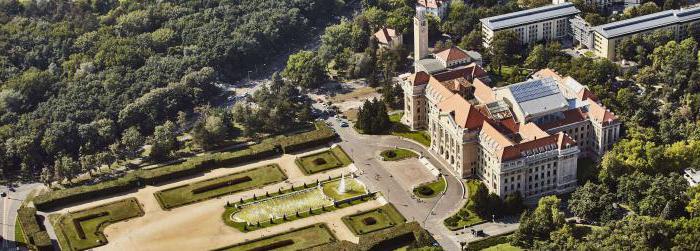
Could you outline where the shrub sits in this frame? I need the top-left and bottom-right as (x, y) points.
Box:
(362, 217), (378, 225)
(416, 186), (434, 196)
(385, 151), (397, 158)
(312, 158), (328, 165)
(17, 206), (52, 250)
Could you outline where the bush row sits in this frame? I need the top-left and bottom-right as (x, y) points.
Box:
(310, 222), (435, 251)
(16, 206), (52, 250)
(465, 232), (513, 251)
(34, 122), (337, 211)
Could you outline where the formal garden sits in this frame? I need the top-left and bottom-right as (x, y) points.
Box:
(342, 204), (406, 235)
(51, 198), (145, 251)
(379, 148), (418, 161)
(213, 224), (337, 251)
(295, 146), (352, 174)
(412, 176), (447, 198)
(154, 164), (287, 209)
(222, 175), (372, 232)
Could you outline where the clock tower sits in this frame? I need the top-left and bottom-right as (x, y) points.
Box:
(414, 12), (429, 65)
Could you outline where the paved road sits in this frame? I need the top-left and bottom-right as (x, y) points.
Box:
(329, 118), (468, 250)
(0, 183), (43, 250)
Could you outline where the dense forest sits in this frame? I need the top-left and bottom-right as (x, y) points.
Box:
(0, 0), (343, 180)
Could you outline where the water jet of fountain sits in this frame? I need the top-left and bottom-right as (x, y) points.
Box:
(338, 172), (346, 194)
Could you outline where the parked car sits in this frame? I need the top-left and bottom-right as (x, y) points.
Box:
(340, 122), (349, 127)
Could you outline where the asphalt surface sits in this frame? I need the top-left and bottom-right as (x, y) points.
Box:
(0, 183), (43, 251)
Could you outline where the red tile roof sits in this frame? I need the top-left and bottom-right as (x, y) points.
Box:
(473, 78), (496, 104)
(538, 108), (588, 130)
(374, 27), (399, 45)
(409, 71), (431, 86)
(435, 46), (469, 63)
(433, 63), (489, 82)
(437, 94), (487, 130)
(588, 101), (617, 126)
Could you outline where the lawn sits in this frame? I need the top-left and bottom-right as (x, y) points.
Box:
(14, 217), (26, 246)
(52, 197), (144, 251)
(296, 146), (352, 175)
(214, 224), (337, 251)
(413, 177), (447, 198)
(342, 204), (406, 235)
(482, 243), (522, 251)
(443, 180), (486, 230)
(380, 148), (418, 161)
(389, 112), (431, 146)
(154, 164), (287, 209)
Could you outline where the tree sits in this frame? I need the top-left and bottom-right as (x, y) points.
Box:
(586, 215), (675, 250)
(53, 155), (80, 184)
(569, 182), (618, 223)
(688, 186), (700, 218)
(518, 0), (552, 8)
(191, 112), (231, 150)
(489, 30), (519, 74)
(356, 98), (390, 134)
(149, 121), (178, 160)
(470, 182), (490, 216)
(503, 192), (525, 215)
(283, 50), (326, 89)
(459, 29), (482, 51)
(511, 196), (565, 248)
(40, 167), (52, 186)
(673, 217), (700, 250)
(121, 127), (145, 159)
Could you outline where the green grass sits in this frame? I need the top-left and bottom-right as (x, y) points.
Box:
(413, 177), (447, 198)
(389, 112), (431, 146)
(52, 198), (144, 251)
(482, 243), (522, 251)
(214, 224), (337, 251)
(154, 164), (287, 209)
(342, 204), (406, 235)
(444, 180), (486, 230)
(14, 217), (26, 246)
(380, 148), (418, 161)
(296, 146), (353, 175)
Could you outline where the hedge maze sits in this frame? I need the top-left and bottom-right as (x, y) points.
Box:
(52, 197), (145, 251)
(154, 164), (287, 209)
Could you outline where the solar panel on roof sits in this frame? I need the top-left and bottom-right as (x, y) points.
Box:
(509, 78), (560, 103)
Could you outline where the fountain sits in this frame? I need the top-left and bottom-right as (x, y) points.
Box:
(338, 172), (347, 194)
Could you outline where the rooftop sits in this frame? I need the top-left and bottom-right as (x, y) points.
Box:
(435, 46), (470, 63)
(504, 77), (569, 118)
(593, 6), (700, 38)
(685, 168), (700, 187)
(480, 3), (580, 30)
(374, 27), (399, 44)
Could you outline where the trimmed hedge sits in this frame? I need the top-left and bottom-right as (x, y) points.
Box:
(17, 206), (53, 250)
(465, 232), (514, 251)
(310, 222), (435, 251)
(34, 122), (337, 211)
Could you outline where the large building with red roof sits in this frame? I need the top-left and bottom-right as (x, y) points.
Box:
(400, 67), (621, 200)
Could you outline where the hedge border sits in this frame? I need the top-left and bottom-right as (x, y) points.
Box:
(34, 122), (337, 211)
(16, 206), (52, 250)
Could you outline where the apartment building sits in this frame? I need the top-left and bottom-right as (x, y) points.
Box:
(573, 6), (700, 59)
(480, 3), (581, 47)
(400, 68), (621, 200)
